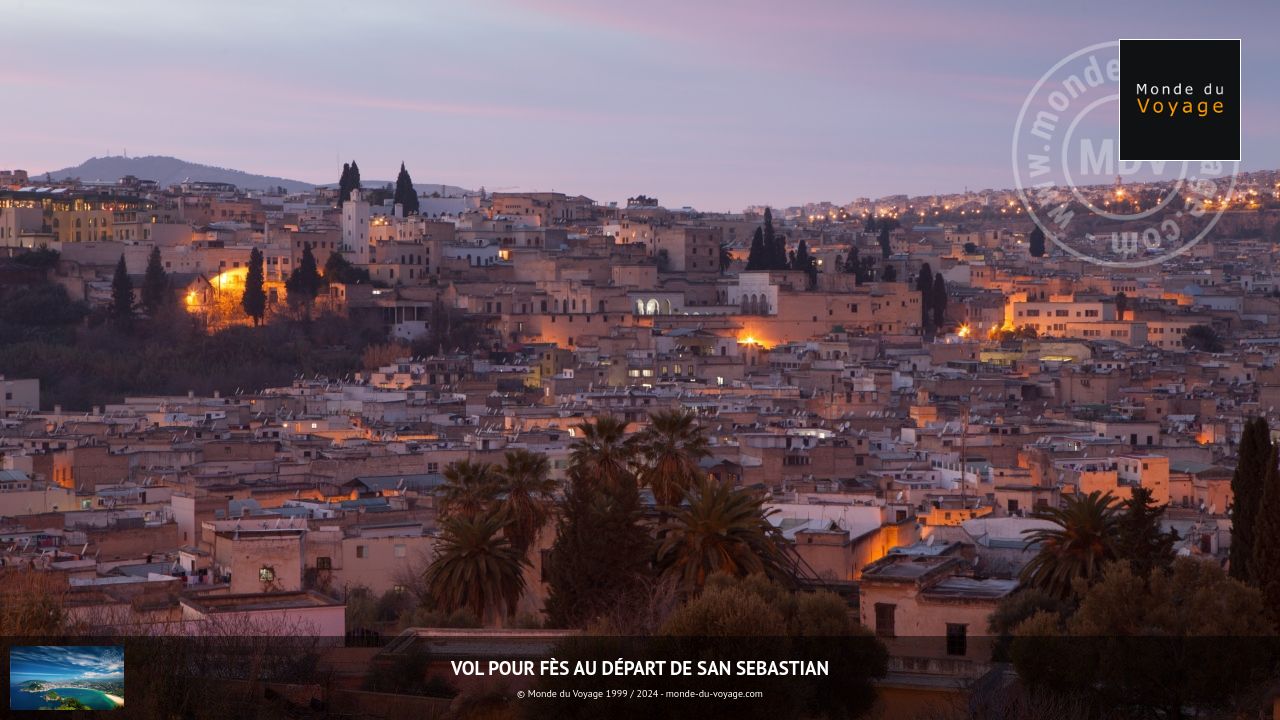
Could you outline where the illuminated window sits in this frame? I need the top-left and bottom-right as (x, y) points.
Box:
(259, 566), (275, 582)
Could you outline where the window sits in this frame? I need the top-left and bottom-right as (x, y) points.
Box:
(874, 603), (896, 638)
(356, 545), (366, 559)
(259, 566), (276, 583)
(946, 623), (968, 656)
(394, 544), (406, 558)
(316, 556), (332, 570)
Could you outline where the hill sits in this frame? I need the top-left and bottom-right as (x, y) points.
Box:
(42, 156), (315, 192)
(42, 156), (472, 196)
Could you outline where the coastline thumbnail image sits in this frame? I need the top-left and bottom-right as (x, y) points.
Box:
(8, 646), (124, 711)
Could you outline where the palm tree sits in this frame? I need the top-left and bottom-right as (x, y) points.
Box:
(438, 460), (499, 519)
(656, 478), (788, 593)
(568, 416), (637, 496)
(425, 510), (528, 622)
(1020, 490), (1121, 599)
(495, 449), (557, 554)
(636, 409), (710, 507)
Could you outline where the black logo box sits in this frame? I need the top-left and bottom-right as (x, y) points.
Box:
(1119, 39), (1241, 162)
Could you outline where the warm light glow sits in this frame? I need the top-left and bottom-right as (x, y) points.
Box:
(957, 324), (971, 338)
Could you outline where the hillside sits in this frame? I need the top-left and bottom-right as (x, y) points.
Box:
(42, 155), (472, 196)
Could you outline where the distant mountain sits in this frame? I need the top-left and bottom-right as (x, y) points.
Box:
(43, 156), (315, 193)
(42, 155), (473, 196)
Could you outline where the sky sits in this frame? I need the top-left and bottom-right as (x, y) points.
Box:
(3, 0), (1277, 210)
(9, 646), (125, 683)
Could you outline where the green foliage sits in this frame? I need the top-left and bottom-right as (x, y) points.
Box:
(109, 254), (133, 322)
(322, 250), (371, 285)
(1010, 560), (1278, 718)
(963, 241), (978, 254)
(285, 242), (323, 305)
(881, 263), (897, 282)
(12, 245), (60, 269)
(744, 208), (789, 271)
(1029, 225), (1046, 257)
(931, 273), (947, 327)
(1020, 491), (1120, 599)
(656, 479), (789, 593)
(141, 245), (170, 314)
(0, 308), (384, 410)
(437, 460), (500, 520)
(1252, 443), (1280, 618)
(1114, 486), (1177, 578)
(494, 448), (556, 554)
(393, 162), (420, 215)
(878, 224), (891, 259)
(1231, 416), (1271, 582)
(424, 510), (528, 622)
(241, 247), (266, 325)
(338, 160), (361, 203)
(1183, 323), (1225, 352)
(634, 409), (709, 508)
(544, 471), (654, 629)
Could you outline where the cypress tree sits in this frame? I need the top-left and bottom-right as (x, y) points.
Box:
(393, 162), (420, 215)
(242, 247), (266, 326)
(763, 208), (784, 270)
(1029, 226), (1046, 257)
(1253, 443), (1280, 618)
(544, 475), (653, 628)
(285, 242), (323, 306)
(917, 263), (934, 330)
(1231, 417), (1272, 582)
(109, 254), (133, 322)
(878, 225), (891, 259)
(141, 246), (169, 314)
(349, 160), (361, 195)
(338, 162), (352, 203)
(931, 274), (948, 327)
(746, 227), (765, 271)
(882, 263), (898, 282)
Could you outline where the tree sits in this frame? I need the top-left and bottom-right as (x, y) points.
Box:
(1029, 225), (1046, 257)
(635, 409), (709, 508)
(141, 246), (169, 314)
(495, 449), (557, 555)
(1252, 443), (1280, 617)
(916, 263), (934, 330)
(424, 510), (528, 622)
(1020, 491), (1120, 599)
(763, 207), (786, 270)
(544, 471), (653, 629)
(878, 225), (891, 259)
(1230, 416), (1271, 582)
(1183, 324), (1224, 352)
(881, 263), (897, 282)
(393, 162), (420, 215)
(241, 247), (266, 326)
(109, 254), (133, 322)
(567, 416), (637, 496)
(323, 250), (372, 285)
(718, 243), (733, 273)
(1114, 486), (1177, 578)
(285, 242), (323, 306)
(339, 160), (362, 203)
(1114, 291), (1128, 318)
(1011, 560), (1275, 719)
(963, 241), (978, 254)
(438, 460), (500, 520)
(745, 227), (766, 271)
(656, 478), (790, 594)
(931, 273), (948, 328)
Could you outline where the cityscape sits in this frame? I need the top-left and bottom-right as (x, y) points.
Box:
(4, 2), (1280, 719)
